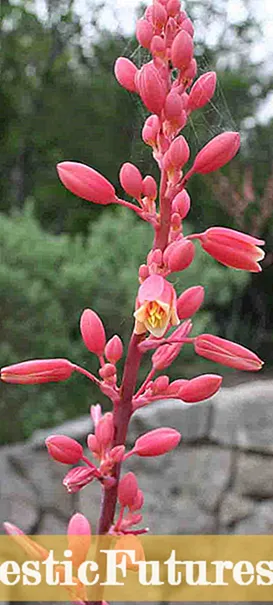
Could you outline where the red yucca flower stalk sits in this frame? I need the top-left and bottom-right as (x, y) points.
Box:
(2, 0), (266, 596)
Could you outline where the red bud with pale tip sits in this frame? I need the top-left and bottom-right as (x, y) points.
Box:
(105, 335), (123, 364)
(188, 72), (217, 112)
(67, 513), (91, 569)
(118, 472), (139, 508)
(57, 162), (116, 205)
(198, 227), (265, 272)
(172, 190), (191, 219)
(142, 175), (157, 200)
(137, 62), (167, 115)
(119, 162), (143, 199)
(114, 57), (138, 92)
(171, 30), (194, 70)
(136, 19), (153, 49)
(1, 358), (74, 385)
(168, 135), (190, 168)
(45, 435), (83, 464)
(192, 132), (240, 175)
(177, 285), (205, 319)
(133, 427), (181, 457)
(164, 239), (195, 272)
(194, 334), (264, 371)
(80, 309), (106, 356)
(179, 374), (222, 402)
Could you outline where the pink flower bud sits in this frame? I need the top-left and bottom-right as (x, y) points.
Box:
(181, 17), (194, 37)
(136, 19), (154, 49)
(188, 72), (217, 112)
(167, 378), (187, 395)
(114, 57), (138, 92)
(80, 309), (106, 356)
(168, 135), (190, 168)
(95, 412), (114, 449)
(176, 285), (205, 319)
(167, 0), (181, 17)
(179, 374), (222, 403)
(171, 30), (194, 70)
(109, 445), (125, 463)
(182, 58), (197, 83)
(198, 227), (265, 272)
(194, 334), (264, 371)
(45, 435), (83, 464)
(67, 513), (91, 569)
(119, 162), (143, 199)
(63, 466), (97, 493)
(118, 472), (138, 508)
(152, 319), (192, 370)
(152, 2), (167, 29)
(137, 62), (167, 115)
(99, 363), (116, 381)
(164, 92), (183, 121)
(87, 434), (100, 456)
(164, 239), (195, 272)
(57, 162), (116, 205)
(133, 427), (181, 457)
(192, 132), (240, 175)
(105, 335), (123, 364)
(130, 489), (144, 512)
(153, 375), (170, 392)
(139, 264), (150, 281)
(150, 35), (166, 58)
(172, 190), (191, 219)
(142, 115), (160, 146)
(142, 175), (157, 200)
(1, 358), (74, 385)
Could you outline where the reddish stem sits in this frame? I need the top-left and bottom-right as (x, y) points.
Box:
(96, 331), (144, 535)
(153, 169), (171, 251)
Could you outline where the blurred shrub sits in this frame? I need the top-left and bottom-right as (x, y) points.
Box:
(0, 204), (249, 443)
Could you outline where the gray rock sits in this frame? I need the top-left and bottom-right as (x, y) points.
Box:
(234, 500), (273, 533)
(234, 452), (273, 497)
(0, 452), (38, 533)
(31, 414), (92, 448)
(211, 381), (273, 452)
(130, 398), (212, 444)
(8, 446), (75, 517)
(219, 493), (255, 527)
(38, 512), (68, 534)
(164, 445), (232, 512)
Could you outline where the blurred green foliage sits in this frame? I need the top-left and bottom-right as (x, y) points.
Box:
(1, 0), (273, 443)
(0, 205), (249, 443)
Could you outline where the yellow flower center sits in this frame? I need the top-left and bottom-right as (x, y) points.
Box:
(146, 301), (166, 329)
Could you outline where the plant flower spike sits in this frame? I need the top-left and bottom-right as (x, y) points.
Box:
(1, 0), (265, 602)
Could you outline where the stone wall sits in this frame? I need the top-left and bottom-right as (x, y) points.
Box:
(1, 379), (273, 603)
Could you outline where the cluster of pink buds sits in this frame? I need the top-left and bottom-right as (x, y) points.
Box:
(1, 0), (266, 595)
